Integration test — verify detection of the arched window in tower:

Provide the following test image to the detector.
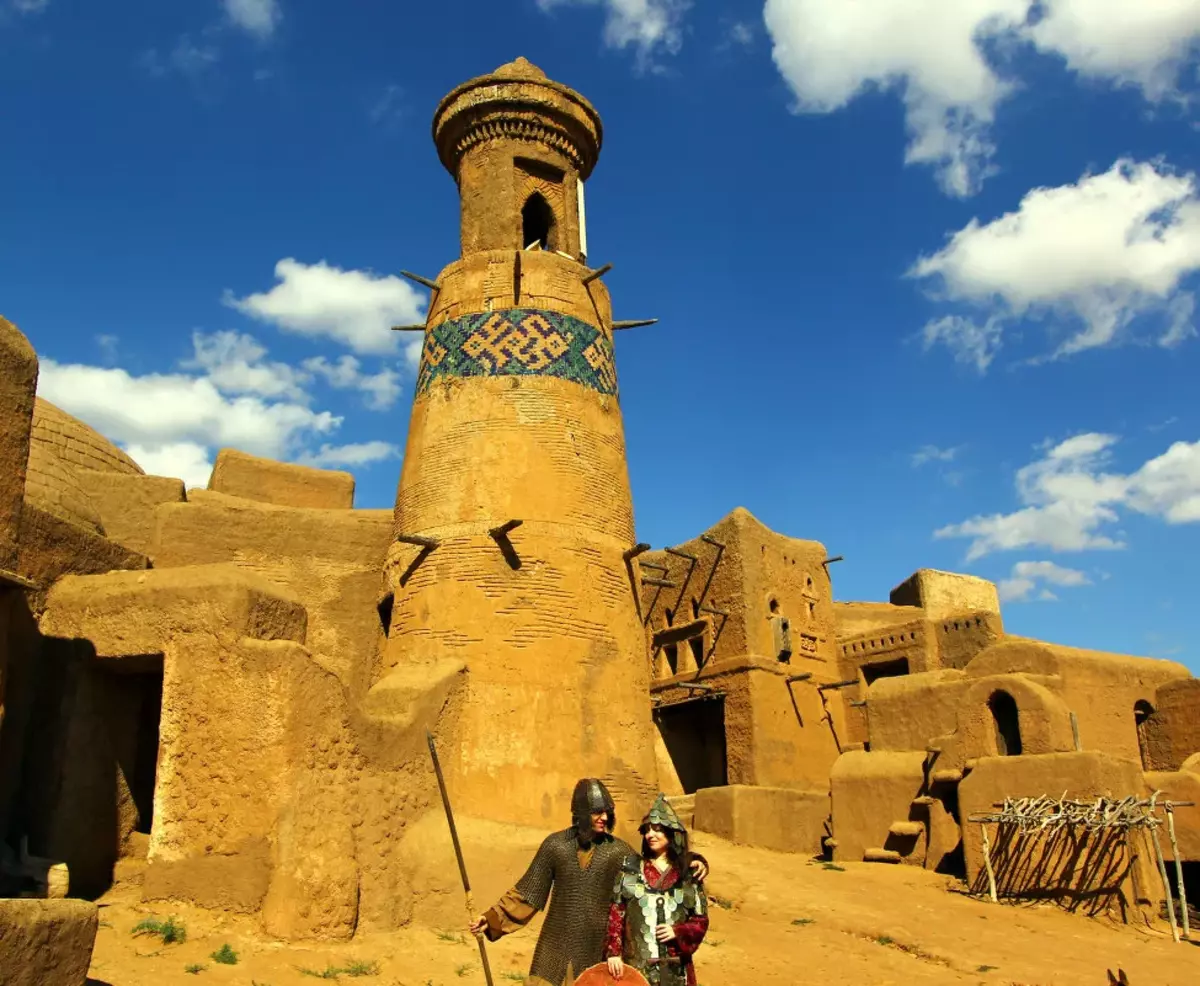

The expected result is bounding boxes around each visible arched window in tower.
[1134,700,1157,770]
[522,192,556,251]
[988,690,1022,756]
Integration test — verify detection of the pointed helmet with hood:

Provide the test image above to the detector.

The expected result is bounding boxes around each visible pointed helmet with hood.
[639,792,689,859]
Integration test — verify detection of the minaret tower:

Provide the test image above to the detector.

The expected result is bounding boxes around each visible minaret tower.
[380,58,659,829]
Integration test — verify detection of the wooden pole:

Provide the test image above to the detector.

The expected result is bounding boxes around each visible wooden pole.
[427,732,496,986]
[1148,820,1180,943]
[980,823,999,903]
[1166,805,1190,940]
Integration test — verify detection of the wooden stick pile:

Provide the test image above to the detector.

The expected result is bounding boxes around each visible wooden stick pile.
[967,791,1194,942]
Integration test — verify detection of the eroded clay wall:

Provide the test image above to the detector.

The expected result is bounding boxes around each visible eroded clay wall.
[966,640,1189,766]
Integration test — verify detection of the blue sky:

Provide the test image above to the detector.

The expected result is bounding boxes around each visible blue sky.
[3,1,1199,667]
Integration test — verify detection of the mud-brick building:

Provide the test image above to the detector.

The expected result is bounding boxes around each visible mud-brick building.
[0,55,1198,960]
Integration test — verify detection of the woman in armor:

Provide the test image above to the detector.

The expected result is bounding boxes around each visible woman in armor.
[603,795,708,986]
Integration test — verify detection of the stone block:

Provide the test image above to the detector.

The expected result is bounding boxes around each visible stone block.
[0,898,97,986]
[208,448,354,509]
[0,317,38,574]
[17,502,147,598]
[74,470,185,557]
[693,784,828,855]
[890,569,1001,623]
[39,563,307,656]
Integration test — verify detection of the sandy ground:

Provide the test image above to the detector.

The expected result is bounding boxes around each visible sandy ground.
[87,833,1200,986]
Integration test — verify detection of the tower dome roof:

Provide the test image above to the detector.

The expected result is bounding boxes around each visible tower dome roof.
[491,56,547,80]
[432,57,603,180]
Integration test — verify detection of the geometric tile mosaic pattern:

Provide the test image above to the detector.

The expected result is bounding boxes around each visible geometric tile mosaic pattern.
[415,308,618,397]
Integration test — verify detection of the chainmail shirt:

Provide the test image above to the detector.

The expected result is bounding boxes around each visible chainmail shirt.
[505,828,636,986]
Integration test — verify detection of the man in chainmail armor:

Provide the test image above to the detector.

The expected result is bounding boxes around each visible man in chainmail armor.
[469,780,708,986]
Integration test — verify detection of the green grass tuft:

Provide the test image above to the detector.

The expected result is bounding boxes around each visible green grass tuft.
[210,943,238,965]
[298,960,380,980]
[791,917,815,926]
[454,965,472,977]
[875,935,895,946]
[185,964,205,975]
[977,965,998,973]
[132,916,187,945]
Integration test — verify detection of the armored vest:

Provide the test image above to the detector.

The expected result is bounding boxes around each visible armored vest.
[612,856,706,986]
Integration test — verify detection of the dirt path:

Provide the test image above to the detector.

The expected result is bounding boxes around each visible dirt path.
[88,833,1199,985]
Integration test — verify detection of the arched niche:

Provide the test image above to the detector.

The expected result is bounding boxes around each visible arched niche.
[988,689,1023,756]
[521,192,557,251]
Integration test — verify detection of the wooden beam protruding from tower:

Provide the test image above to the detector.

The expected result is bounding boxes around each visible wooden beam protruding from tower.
[612,319,658,331]
[399,270,441,291]
[391,324,427,332]
[581,263,613,285]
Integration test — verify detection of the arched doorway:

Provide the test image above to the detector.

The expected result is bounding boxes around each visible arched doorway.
[522,193,556,251]
[988,690,1022,756]
[1134,700,1156,770]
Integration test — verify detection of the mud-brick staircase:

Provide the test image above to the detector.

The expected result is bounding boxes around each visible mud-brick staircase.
[864,795,933,864]
[666,794,696,830]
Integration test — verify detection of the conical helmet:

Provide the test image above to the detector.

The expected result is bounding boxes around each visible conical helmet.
[639,793,689,857]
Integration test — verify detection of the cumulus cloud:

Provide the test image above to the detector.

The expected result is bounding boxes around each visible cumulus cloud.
[37,360,339,463]
[997,559,1091,602]
[762,1,1200,195]
[123,441,216,490]
[34,328,409,488]
[911,159,1200,367]
[298,441,400,469]
[303,355,402,411]
[536,0,689,65]
[185,330,309,400]
[226,259,426,356]
[936,432,1200,559]
[1026,0,1200,99]
[223,0,280,38]
[10,0,50,13]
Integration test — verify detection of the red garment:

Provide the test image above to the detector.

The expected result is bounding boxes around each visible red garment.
[604,860,709,986]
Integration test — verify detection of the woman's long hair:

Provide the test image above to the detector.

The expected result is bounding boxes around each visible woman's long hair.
[639,825,696,884]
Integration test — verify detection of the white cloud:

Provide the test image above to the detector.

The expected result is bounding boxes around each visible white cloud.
[37,360,339,462]
[303,355,402,411]
[912,159,1200,366]
[34,321,413,488]
[402,337,423,373]
[761,1,1200,196]
[729,21,755,47]
[912,444,962,467]
[997,559,1091,602]
[123,441,215,490]
[11,0,50,13]
[298,441,400,469]
[185,330,309,400]
[226,258,426,356]
[1027,0,1200,99]
[370,84,405,129]
[223,0,280,38]
[140,36,221,80]
[936,432,1200,559]
[536,0,689,65]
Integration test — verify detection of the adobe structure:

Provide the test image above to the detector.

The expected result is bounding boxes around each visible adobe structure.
[0,57,1197,978]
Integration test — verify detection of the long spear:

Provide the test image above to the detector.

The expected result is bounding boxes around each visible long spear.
[427,730,496,986]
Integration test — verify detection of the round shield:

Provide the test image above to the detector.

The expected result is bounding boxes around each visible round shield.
[573,962,651,986]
